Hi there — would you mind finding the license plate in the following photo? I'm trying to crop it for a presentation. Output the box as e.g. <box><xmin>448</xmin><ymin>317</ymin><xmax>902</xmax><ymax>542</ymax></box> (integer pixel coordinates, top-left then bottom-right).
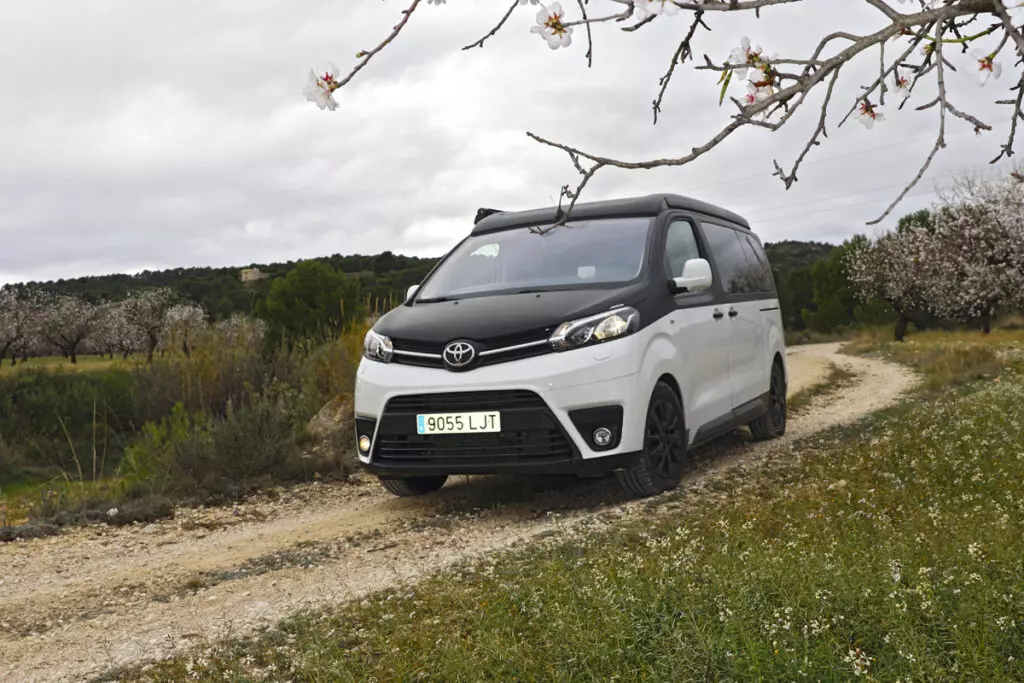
<box><xmin>416</xmin><ymin>411</ymin><xmax>501</xmax><ymax>435</ymax></box>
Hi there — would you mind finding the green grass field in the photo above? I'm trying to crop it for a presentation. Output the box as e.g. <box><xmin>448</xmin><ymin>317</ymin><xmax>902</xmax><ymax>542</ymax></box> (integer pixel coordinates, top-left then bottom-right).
<box><xmin>113</xmin><ymin>333</ymin><xmax>1024</xmax><ymax>682</ymax></box>
<box><xmin>0</xmin><ymin>354</ymin><xmax>126</xmax><ymax>376</ymax></box>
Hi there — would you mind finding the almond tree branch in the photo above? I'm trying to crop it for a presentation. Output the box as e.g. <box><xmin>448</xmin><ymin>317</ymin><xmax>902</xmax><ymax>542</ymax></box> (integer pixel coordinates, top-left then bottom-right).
<box><xmin>772</xmin><ymin>67</ymin><xmax>842</xmax><ymax>189</ymax></box>
<box><xmin>462</xmin><ymin>0</ymin><xmax>520</xmax><ymax>51</ymax></box>
<box><xmin>868</xmin><ymin>22</ymin><xmax>949</xmax><ymax>226</ymax></box>
<box><xmin>333</xmin><ymin>0</ymin><xmax>422</xmax><ymax>91</ymax></box>
<box><xmin>992</xmin><ymin>76</ymin><xmax>1024</xmax><ymax>162</ymax></box>
<box><xmin>575</xmin><ymin>0</ymin><xmax>594</xmax><ymax>67</ymax></box>
<box><xmin>653</xmin><ymin>10</ymin><xmax>708</xmax><ymax>124</ymax></box>
<box><xmin>991</xmin><ymin>0</ymin><xmax>1024</xmax><ymax>57</ymax></box>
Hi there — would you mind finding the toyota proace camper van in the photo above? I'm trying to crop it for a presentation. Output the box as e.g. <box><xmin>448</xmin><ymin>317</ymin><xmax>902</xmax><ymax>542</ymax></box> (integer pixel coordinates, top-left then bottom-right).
<box><xmin>354</xmin><ymin>194</ymin><xmax>787</xmax><ymax>498</ymax></box>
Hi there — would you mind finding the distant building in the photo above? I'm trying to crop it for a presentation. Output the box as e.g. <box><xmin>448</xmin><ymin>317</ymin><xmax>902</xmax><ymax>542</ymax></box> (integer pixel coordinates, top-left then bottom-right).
<box><xmin>239</xmin><ymin>268</ymin><xmax>268</xmax><ymax>284</ymax></box>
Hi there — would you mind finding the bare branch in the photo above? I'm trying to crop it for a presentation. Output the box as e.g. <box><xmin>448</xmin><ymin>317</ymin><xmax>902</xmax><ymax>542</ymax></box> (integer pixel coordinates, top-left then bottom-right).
<box><xmin>772</xmin><ymin>67</ymin><xmax>842</xmax><ymax>189</ymax></box>
<box><xmin>575</xmin><ymin>0</ymin><xmax>594</xmax><ymax>68</ymax></box>
<box><xmin>462</xmin><ymin>0</ymin><xmax>520</xmax><ymax>51</ymax></box>
<box><xmin>653</xmin><ymin>10</ymin><xmax>707</xmax><ymax>124</ymax></box>
<box><xmin>992</xmin><ymin>76</ymin><xmax>1024</xmax><ymax>163</ymax></box>
<box><xmin>334</xmin><ymin>0</ymin><xmax>422</xmax><ymax>91</ymax></box>
<box><xmin>991</xmin><ymin>0</ymin><xmax>1024</xmax><ymax>58</ymax></box>
<box><xmin>868</xmin><ymin>22</ymin><xmax>949</xmax><ymax>226</ymax></box>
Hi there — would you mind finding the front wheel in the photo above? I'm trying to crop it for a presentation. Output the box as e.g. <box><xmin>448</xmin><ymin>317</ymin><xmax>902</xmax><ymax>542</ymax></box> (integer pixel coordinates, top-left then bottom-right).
<box><xmin>616</xmin><ymin>381</ymin><xmax>687</xmax><ymax>497</ymax></box>
<box><xmin>378</xmin><ymin>475</ymin><xmax>448</xmax><ymax>497</ymax></box>
<box><xmin>749</xmin><ymin>361</ymin><xmax>787</xmax><ymax>440</ymax></box>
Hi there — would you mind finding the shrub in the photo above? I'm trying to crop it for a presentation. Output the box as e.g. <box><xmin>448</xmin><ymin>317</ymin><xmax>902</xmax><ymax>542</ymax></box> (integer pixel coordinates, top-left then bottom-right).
<box><xmin>0</xmin><ymin>368</ymin><xmax>138</xmax><ymax>477</ymax></box>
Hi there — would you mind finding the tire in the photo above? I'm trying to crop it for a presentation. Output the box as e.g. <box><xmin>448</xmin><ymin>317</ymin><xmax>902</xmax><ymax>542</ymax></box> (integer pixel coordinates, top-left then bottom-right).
<box><xmin>616</xmin><ymin>381</ymin><xmax>687</xmax><ymax>498</ymax></box>
<box><xmin>378</xmin><ymin>475</ymin><xmax>448</xmax><ymax>497</ymax></box>
<box><xmin>749</xmin><ymin>361</ymin><xmax>787</xmax><ymax>441</ymax></box>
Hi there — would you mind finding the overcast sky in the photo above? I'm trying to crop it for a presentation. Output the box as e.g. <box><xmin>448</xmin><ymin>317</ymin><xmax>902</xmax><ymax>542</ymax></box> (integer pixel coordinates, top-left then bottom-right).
<box><xmin>0</xmin><ymin>0</ymin><xmax>1016</xmax><ymax>286</ymax></box>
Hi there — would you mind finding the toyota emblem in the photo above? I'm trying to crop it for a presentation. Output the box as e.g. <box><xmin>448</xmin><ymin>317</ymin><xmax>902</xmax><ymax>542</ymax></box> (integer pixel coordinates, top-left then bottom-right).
<box><xmin>443</xmin><ymin>341</ymin><xmax>476</xmax><ymax>369</ymax></box>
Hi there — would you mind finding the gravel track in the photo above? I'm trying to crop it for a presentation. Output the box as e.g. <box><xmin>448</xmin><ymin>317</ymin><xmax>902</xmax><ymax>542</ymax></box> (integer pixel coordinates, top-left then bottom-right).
<box><xmin>0</xmin><ymin>343</ymin><xmax>916</xmax><ymax>682</ymax></box>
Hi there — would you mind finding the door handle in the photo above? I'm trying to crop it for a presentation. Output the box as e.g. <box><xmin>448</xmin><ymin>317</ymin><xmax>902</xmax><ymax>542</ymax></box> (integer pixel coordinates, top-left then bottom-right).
<box><xmin>728</xmin><ymin>308</ymin><xmax>738</xmax><ymax>318</ymax></box>
<box><xmin>713</xmin><ymin>309</ymin><xmax>724</xmax><ymax>320</ymax></box>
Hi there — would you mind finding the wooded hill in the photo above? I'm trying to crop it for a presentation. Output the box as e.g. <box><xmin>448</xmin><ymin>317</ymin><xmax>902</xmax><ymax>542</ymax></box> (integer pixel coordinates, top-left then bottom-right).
<box><xmin>12</xmin><ymin>241</ymin><xmax>839</xmax><ymax>331</ymax></box>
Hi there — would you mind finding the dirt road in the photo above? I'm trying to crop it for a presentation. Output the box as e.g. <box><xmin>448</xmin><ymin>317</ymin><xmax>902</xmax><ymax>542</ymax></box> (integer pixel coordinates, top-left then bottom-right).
<box><xmin>0</xmin><ymin>343</ymin><xmax>915</xmax><ymax>682</ymax></box>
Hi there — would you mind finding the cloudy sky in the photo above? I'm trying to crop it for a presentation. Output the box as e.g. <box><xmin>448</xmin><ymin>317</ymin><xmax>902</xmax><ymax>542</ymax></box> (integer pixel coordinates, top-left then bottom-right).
<box><xmin>0</xmin><ymin>0</ymin><xmax>1016</xmax><ymax>285</ymax></box>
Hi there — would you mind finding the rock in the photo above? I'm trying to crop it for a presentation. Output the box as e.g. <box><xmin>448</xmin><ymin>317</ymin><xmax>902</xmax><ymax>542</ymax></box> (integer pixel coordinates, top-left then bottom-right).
<box><xmin>306</xmin><ymin>393</ymin><xmax>353</xmax><ymax>441</ymax></box>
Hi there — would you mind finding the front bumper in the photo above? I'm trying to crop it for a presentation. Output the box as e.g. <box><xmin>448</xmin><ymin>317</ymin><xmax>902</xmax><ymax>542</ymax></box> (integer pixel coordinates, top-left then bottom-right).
<box><xmin>353</xmin><ymin>340</ymin><xmax>645</xmax><ymax>476</ymax></box>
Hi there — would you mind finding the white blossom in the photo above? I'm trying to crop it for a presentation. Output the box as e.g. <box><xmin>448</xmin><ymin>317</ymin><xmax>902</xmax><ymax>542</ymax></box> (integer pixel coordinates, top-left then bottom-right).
<box><xmin>635</xmin><ymin>0</ymin><xmax>679</xmax><ymax>19</ymax></box>
<box><xmin>856</xmin><ymin>100</ymin><xmax>883</xmax><ymax>128</ymax></box>
<box><xmin>531</xmin><ymin>3</ymin><xmax>573</xmax><ymax>50</ymax></box>
<box><xmin>970</xmin><ymin>49</ymin><xmax>1002</xmax><ymax>85</ymax></box>
<box><xmin>302</xmin><ymin>63</ymin><xmax>339</xmax><ymax>111</ymax></box>
<box><xmin>892</xmin><ymin>72</ymin><xmax>910</xmax><ymax>100</ymax></box>
<box><xmin>727</xmin><ymin>36</ymin><xmax>763</xmax><ymax>80</ymax></box>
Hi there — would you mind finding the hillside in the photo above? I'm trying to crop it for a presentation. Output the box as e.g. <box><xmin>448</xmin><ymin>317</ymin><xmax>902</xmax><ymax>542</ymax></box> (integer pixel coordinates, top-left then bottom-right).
<box><xmin>15</xmin><ymin>252</ymin><xmax>440</xmax><ymax>319</ymax></box>
<box><xmin>10</xmin><ymin>240</ymin><xmax>836</xmax><ymax>327</ymax></box>
<box><xmin>763</xmin><ymin>239</ymin><xmax>836</xmax><ymax>275</ymax></box>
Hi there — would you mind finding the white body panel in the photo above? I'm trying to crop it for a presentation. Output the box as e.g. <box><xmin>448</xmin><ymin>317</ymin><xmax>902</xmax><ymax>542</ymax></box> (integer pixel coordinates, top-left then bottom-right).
<box><xmin>354</xmin><ymin>303</ymin><xmax>786</xmax><ymax>467</ymax></box>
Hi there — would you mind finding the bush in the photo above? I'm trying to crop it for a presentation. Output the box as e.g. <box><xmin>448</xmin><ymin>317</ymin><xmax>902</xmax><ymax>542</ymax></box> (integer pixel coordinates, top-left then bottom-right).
<box><xmin>119</xmin><ymin>383</ymin><xmax>352</xmax><ymax>504</ymax></box>
<box><xmin>5</xmin><ymin>316</ymin><xmax>367</xmax><ymax>522</ymax></box>
<box><xmin>0</xmin><ymin>368</ymin><xmax>139</xmax><ymax>478</ymax></box>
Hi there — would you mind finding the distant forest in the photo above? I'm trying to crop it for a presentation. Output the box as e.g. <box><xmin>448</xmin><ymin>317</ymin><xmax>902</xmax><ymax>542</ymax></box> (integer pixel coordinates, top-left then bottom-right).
<box><xmin>16</xmin><ymin>252</ymin><xmax>439</xmax><ymax>320</ymax></box>
<box><xmin>13</xmin><ymin>241</ymin><xmax>847</xmax><ymax>332</ymax></box>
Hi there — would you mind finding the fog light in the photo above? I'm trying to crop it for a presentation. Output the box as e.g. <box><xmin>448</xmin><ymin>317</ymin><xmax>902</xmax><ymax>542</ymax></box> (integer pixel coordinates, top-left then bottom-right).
<box><xmin>593</xmin><ymin>427</ymin><xmax>613</xmax><ymax>447</ymax></box>
<box><xmin>358</xmin><ymin>435</ymin><xmax>371</xmax><ymax>453</ymax></box>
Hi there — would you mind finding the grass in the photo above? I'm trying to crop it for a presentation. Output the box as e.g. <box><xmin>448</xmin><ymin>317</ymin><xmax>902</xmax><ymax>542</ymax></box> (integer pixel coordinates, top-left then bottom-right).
<box><xmin>0</xmin><ymin>354</ymin><xmax>123</xmax><ymax>375</ymax></box>
<box><xmin>842</xmin><ymin>328</ymin><xmax>1024</xmax><ymax>394</ymax></box>
<box><xmin>113</xmin><ymin>335</ymin><xmax>1024</xmax><ymax>682</ymax></box>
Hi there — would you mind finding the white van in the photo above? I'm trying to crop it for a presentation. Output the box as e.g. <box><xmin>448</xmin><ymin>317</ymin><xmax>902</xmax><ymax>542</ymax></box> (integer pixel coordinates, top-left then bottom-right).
<box><xmin>354</xmin><ymin>194</ymin><xmax>787</xmax><ymax>498</ymax></box>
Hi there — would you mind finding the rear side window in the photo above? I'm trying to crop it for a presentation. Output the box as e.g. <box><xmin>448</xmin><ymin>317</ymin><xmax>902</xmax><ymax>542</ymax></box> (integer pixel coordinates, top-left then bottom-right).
<box><xmin>738</xmin><ymin>234</ymin><xmax>775</xmax><ymax>292</ymax></box>
<box><xmin>664</xmin><ymin>219</ymin><xmax>702</xmax><ymax>278</ymax></box>
<box><xmin>701</xmin><ymin>222</ymin><xmax>773</xmax><ymax>295</ymax></box>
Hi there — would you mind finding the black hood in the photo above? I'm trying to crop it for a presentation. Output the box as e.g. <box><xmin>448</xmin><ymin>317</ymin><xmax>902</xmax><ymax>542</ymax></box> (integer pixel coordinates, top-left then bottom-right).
<box><xmin>375</xmin><ymin>286</ymin><xmax>647</xmax><ymax>348</ymax></box>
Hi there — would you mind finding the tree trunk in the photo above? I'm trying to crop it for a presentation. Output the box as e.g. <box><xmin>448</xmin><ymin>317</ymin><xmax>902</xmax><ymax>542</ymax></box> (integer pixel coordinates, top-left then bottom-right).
<box><xmin>894</xmin><ymin>313</ymin><xmax>909</xmax><ymax>342</ymax></box>
<box><xmin>69</xmin><ymin>345</ymin><xmax>78</xmax><ymax>364</ymax></box>
<box><xmin>981</xmin><ymin>312</ymin><xmax>992</xmax><ymax>334</ymax></box>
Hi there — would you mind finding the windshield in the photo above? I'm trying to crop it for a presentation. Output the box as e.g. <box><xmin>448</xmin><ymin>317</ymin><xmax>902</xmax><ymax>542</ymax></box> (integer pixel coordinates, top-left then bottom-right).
<box><xmin>415</xmin><ymin>217</ymin><xmax>653</xmax><ymax>300</ymax></box>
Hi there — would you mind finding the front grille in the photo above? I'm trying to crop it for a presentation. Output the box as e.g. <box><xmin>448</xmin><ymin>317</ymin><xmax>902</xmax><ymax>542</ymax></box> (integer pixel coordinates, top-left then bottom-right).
<box><xmin>390</xmin><ymin>334</ymin><xmax>554</xmax><ymax>370</ymax></box>
<box><xmin>372</xmin><ymin>390</ymin><xmax>577</xmax><ymax>467</ymax></box>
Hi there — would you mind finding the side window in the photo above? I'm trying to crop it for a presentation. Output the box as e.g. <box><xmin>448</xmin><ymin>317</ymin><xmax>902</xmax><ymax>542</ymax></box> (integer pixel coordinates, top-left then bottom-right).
<box><xmin>664</xmin><ymin>219</ymin><xmax>702</xmax><ymax>278</ymax></box>
<box><xmin>738</xmin><ymin>235</ymin><xmax>775</xmax><ymax>292</ymax></box>
<box><xmin>701</xmin><ymin>222</ymin><xmax>750</xmax><ymax>294</ymax></box>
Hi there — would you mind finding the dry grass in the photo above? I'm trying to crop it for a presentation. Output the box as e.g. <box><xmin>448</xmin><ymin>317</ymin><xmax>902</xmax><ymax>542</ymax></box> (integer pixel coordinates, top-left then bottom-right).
<box><xmin>842</xmin><ymin>328</ymin><xmax>1024</xmax><ymax>393</ymax></box>
<box><xmin>0</xmin><ymin>355</ymin><xmax>124</xmax><ymax>376</ymax></box>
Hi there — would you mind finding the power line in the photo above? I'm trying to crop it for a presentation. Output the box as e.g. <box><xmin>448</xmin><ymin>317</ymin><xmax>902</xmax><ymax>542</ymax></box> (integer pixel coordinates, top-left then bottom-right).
<box><xmin>682</xmin><ymin>117</ymin><xmax>1011</xmax><ymax>194</ymax></box>
<box><xmin>753</xmin><ymin>160</ymin><xmax>1006</xmax><ymax>219</ymax></box>
<box><xmin>746</xmin><ymin>159</ymin><xmax>1015</xmax><ymax>226</ymax></box>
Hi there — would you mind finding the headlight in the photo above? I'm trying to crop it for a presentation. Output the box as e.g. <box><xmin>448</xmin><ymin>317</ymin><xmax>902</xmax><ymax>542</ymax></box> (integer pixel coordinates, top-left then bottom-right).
<box><xmin>363</xmin><ymin>329</ymin><xmax>394</xmax><ymax>363</ymax></box>
<box><xmin>549</xmin><ymin>307</ymin><xmax>639</xmax><ymax>352</ymax></box>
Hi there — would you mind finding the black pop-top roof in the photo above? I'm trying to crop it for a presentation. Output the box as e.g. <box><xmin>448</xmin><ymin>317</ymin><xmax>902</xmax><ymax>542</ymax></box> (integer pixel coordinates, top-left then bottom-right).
<box><xmin>471</xmin><ymin>193</ymin><xmax>751</xmax><ymax>235</ymax></box>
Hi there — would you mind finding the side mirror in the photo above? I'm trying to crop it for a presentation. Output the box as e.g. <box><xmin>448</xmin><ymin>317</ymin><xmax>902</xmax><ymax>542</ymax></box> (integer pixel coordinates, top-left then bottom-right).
<box><xmin>671</xmin><ymin>258</ymin><xmax>713</xmax><ymax>293</ymax></box>
<box><xmin>406</xmin><ymin>284</ymin><xmax>420</xmax><ymax>301</ymax></box>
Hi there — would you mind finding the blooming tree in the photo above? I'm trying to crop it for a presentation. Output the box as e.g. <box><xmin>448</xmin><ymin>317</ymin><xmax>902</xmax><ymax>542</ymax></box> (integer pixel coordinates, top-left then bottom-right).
<box><xmin>161</xmin><ymin>303</ymin><xmax>208</xmax><ymax>357</ymax></box>
<box><xmin>93</xmin><ymin>301</ymin><xmax>144</xmax><ymax>359</ymax></box>
<box><xmin>37</xmin><ymin>293</ymin><xmax>101</xmax><ymax>364</ymax></box>
<box><xmin>924</xmin><ymin>171</ymin><xmax>1024</xmax><ymax>330</ymax></box>
<box><xmin>847</xmin><ymin>169</ymin><xmax>1024</xmax><ymax>336</ymax></box>
<box><xmin>845</xmin><ymin>224</ymin><xmax>938</xmax><ymax>340</ymax></box>
<box><xmin>215</xmin><ymin>313</ymin><xmax>267</xmax><ymax>348</ymax></box>
<box><xmin>122</xmin><ymin>287</ymin><xmax>177</xmax><ymax>362</ymax></box>
<box><xmin>305</xmin><ymin>0</ymin><xmax>1024</xmax><ymax>226</ymax></box>
<box><xmin>0</xmin><ymin>288</ymin><xmax>34</xmax><ymax>365</ymax></box>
